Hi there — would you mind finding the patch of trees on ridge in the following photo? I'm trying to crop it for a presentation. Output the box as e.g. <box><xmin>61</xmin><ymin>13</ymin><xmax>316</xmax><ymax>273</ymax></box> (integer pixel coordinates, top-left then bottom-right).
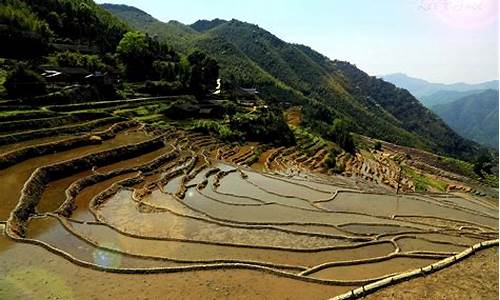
<box><xmin>0</xmin><ymin>0</ymin><xmax>219</xmax><ymax>101</ymax></box>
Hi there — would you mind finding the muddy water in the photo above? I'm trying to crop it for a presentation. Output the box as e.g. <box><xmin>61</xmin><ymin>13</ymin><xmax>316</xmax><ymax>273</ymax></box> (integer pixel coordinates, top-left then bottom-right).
<box><xmin>217</xmin><ymin>172</ymin><xmax>324</xmax><ymax>210</ymax></box>
<box><xmin>25</xmin><ymin>218</ymin><xmax>181</xmax><ymax>269</ymax></box>
<box><xmin>338</xmin><ymin>224</ymin><xmax>422</xmax><ymax>235</ymax></box>
<box><xmin>200</xmin><ymin>177</ymin><xmax>264</xmax><ymax>205</ymax></box>
<box><xmin>141</xmin><ymin>189</ymin><xmax>205</xmax><ymax>218</ymax></box>
<box><xmin>265</xmin><ymin>175</ymin><xmax>344</xmax><ymax>193</ymax></box>
<box><xmin>321</xmin><ymin>192</ymin><xmax>498</xmax><ymax>228</ymax></box>
<box><xmin>0</xmin><ymin>129</ymin><xmax>150</xmax><ymax>220</ymax></box>
<box><xmin>429</xmin><ymin>196</ymin><xmax>498</xmax><ymax>218</ymax></box>
<box><xmin>395</xmin><ymin>215</ymin><xmax>489</xmax><ymax>231</ymax></box>
<box><xmin>309</xmin><ymin>257</ymin><xmax>437</xmax><ymax>281</ymax></box>
<box><xmin>450</xmin><ymin>192</ymin><xmax>499</xmax><ymax>209</ymax></box>
<box><xmin>0</xmin><ymin>134</ymin><xmax>72</xmax><ymax>153</ymax></box>
<box><xmin>288</xmin><ymin>173</ymin><xmax>358</xmax><ymax>189</ymax></box>
<box><xmin>38</xmin><ymin>170</ymin><xmax>93</xmax><ymax>213</ymax></box>
<box><xmin>95</xmin><ymin>146</ymin><xmax>173</xmax><ymax>173</ymax></box>
<box><xmin>396</xmin><ymin>237</ymin><xmax>466</xmax><ymax>253</ymax></box>
<box><xmin>186</xmin><ymin>167</ymin><xmax>212</xmax><ymax>186</ymax></box>
<box><xmin>0</xmin><ymin>235</ymin><xmax>356</xmax><ymax>300</ymax></box>
<box><xmin>164</xmin><ymin>175</ymin><xmax>184</xmax><ymax>194</ymax></box>
<box><xmin>98</xmin><ymin>190</ymin><xmax>356</xmax><ymax>249</ymax></box>
<box><xmin>72</xmin><ymin>173</ymin><xmax>137</xmax><ymax>222</ymax></box>
<box><xmin>70</xmin><ymin>221</ymin><xmax>395</xmax><ymax>268</ymax></box>
<box><xmin>180</xmin><ymin>187</ymin><xmax>423</xmax><ymax>228</ymax></box>
<box><xmin>243</xmin><ymin>170</ymin><xmax>333</xmax><ymax>200</ymax></box>
<box><xmin>277</xmin><ymin>224</ymin><xmax>360</xmax><ymax>237</ymax></box>
<box><xmin>0</xmin><ymin>123</ymin><xmax>118</xmax><ymax>153</ymax></box>
<box><xmin>381</xmin><ymin>232</ymin><xmax>484</xmax><ymax>246</ymax></box>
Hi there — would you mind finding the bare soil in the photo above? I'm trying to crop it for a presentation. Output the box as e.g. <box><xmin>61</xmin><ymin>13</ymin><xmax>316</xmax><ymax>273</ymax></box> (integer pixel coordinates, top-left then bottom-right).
<box><xmin>364</xmin><ymin>247</ymin><xmax>499</xmax><ymax>300</ymax></box>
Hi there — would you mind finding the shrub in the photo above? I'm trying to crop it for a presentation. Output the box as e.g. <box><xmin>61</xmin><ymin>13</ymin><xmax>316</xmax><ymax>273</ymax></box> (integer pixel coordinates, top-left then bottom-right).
<box><xmin>190</xmin><ymin>120</ymin><xmax>242</xmax><ymax>142</ymax></box>
<box><xmin>141</xmin><ymin>80</ymin><xmax>184</xmax><ymax>96</ymax></box>
<box><xmin>229</xmin><ymin>107</ymin><xmax>295</xmax><ymax>146</ymax></box>
<box><xmin>4</xmin><ymin>64</ymin><xmax>46</xmax><ymax>98</ymax></box>
<box><xmin>324</xmin><ymin>147</ymin><xmax>342</xmax><ymax>170</ymax></box>
<box><xmin>163</xmin><ymin>101</ymin><xmax>199</xmax><ymax>119</ymax></box>
<box><xmin>49</xmin><ymin>51</ymin><xmax>106</xmax><ymax>72</ymax></box>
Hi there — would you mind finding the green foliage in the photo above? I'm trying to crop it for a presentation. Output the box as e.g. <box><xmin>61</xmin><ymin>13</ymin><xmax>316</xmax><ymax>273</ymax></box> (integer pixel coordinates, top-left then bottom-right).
<box><xmin>100</xmin><ymin>4</ymin><xmax>198</xmax><ymax>53</ymax></box>
<box><xmin>0</xmin><ymin>0</ymin><xmax>51</xmax><ymax>58</ymax></box>
<box><xmin>141</xmin><ymin>80</ymin><xmax>184</xmax><ymax>96</ymax></box>
<box><xmin>432</xmin><ymin>89</ymin><xmax>499</xmax><ymax>149</ymax></box>
<box><xmin>189</xmin><ymin>106</ymin><xmax>295</xmax><ymax>144</ymax></box>
<box><xmin>327</xmin><ymin>119</ymin><xmax>356</xmax><ymax>153</ymax></box>
<box><xmin>4</xmin><ymin>64</ymin><xmax>46</xmax><ymax>98</ymax></box>
<box><xmin>404</xmin><ymin>167</ymin><xmax>447</xmax><ymax>192</ymax></box>
<box><xmin>49</xmin><ymin>51</ymin><xmax>106</xmax><ymax>71</ymax></box>
<box><xmin>187</xmin><ymin>50</ymin><xmax>219</xmax><ymax>99</ymax></box>
<box><xmin>116</xmin><ymin>31</ymin><xmax>152</xmax><ymax>81</ymax></box>
<box><xmin>116</xmin><ymin>31</ymin><xmax>208</xmax><ymax>97</ymax></box>
<box><xmin>229</xmin><ymin>107</ymin><xmax>295</xmax><ymax>146</ymax></box>
<box><xmin>162</xmin><ymin>100</ymin><xmax>199</xmax><ymax>119</ymax></box>
<box><xmin>21</xmin><ymin>0</ymin><xmax>128</xmax><ymax>52</ymax></box>
<box><xmin>0</xmin><ymin>1</ymin><xmax>52</xmax><ymax>35</ymax></box>
<box><xmin>152</xmin><ymin>60</ymin><xmax>178</xmax><ymax>81</ymax></box>
<box><xmin>473</xmin><ymin>154</ymin><xmax>494</xmax><ymax>178</ymax></box>
<box><xmin>103</xmin><ymin>4</ymin><xmax>484</xmax><ymax>161</ymax></box>
<box><xmin>189</xmin><ymin>119</ymin><xmax>242</xmax><ymax>142</ymax></box>
<box><xmin>324</xmin><ymin>148</ymin><xmax>340</xmax><ymax>169</ymax></box>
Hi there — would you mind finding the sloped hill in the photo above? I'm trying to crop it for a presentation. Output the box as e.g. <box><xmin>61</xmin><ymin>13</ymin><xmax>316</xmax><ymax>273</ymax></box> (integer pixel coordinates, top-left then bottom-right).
<box><xmin>432</xmin><ymin>89</ymin><xmax>499</xmax><ymax>149</ymax></box>
<box><xmin>101</xmin><ymin>4</ymin><xmax>483</xmax><ymax>160</ymax></box>
<box><xmin>1</xmin><ymin>0</ymin><xmax>129</xmax><ymax>58</ymax></box>
<box><xmin>99</xmin><ymin>3</ymin><xmax>197</xmax><ymax>52</ymax></box>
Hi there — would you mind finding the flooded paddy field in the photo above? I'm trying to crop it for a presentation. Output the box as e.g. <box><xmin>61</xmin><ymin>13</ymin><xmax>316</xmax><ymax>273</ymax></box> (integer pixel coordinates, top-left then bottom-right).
<box><xmin>0</xmin><ymin>107</ymin><xmax>498</xmax><ymax>299</ymax></box>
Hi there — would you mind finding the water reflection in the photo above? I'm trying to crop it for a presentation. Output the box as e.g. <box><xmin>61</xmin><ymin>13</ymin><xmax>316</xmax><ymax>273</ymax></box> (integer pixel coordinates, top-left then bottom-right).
<box><xmin>92</xmin><ymin>242</ymin><xmax>122</xmax><ymax>268</ymax></box>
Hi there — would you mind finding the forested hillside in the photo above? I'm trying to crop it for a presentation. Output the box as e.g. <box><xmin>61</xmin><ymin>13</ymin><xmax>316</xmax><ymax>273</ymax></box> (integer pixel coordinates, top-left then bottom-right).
<box><xmin>0</xmin><ymin>0</ymin><xmax>223</xmax><ymax>100</ymax></box>
<box><xmin>432</xmin><ymin>89</ymin><xmax>499</xmax><ymax>149</ymax></box>
<box><xmin>102</xmin><ymin>4</ymin><xmax>484</xmax><ymax>160</ymax></box>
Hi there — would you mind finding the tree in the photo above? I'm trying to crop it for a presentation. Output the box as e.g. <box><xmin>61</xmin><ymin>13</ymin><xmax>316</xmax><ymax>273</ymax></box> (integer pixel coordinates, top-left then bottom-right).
<box><xmin>328</xmin><ymin>118</ymin><xmax>356</xmax><ymax>153</ymax></box>
<box><xmin>187</xmin><ymin>50</ymin><xmax>219</xmax><ymax>99</ymax></box>
<box><xmin>4</xmin><ymin>64</ymin><xmax>46</xmax><ymax>98</ymax></box>
<box><xmin>116</xmin><ymin>31</ymin><xmax>153</xmax><ymax>81</ymax></box>
<box><xmin>473</xmin><ymin>154</ymin><xmax>493</xmax><ymax>178</ymax></box>
<box><xmin>0</xmin><ymin>2</ymin><xmax>52</xmax><ymax>58</ymax></box>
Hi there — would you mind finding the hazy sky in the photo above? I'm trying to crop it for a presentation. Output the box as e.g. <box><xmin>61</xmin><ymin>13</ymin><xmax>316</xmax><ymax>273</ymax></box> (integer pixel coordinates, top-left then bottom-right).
<box><xmin>96</xmin><ymin>0</ymin><xmax>499</xmax><ymax>84</ymax></box>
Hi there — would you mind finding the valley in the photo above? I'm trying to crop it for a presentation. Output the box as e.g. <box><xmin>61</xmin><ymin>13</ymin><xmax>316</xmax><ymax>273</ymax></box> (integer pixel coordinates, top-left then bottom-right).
<box><xmin>0</xmin><ymin>1</ymin><xmax>498</xmax><ymax>299</ymax></box>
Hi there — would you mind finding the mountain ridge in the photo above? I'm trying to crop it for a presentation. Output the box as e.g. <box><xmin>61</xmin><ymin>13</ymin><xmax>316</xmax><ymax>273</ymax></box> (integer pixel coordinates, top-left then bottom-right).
<box><xmin>101</xmin><ymin>4</ymin><xmax>485</xmax><ymax>160</ymax></box>
<box><xmin>382</xmin><ymin>73</ymin><xmax>499</xmax><ymax>98</ymax></box>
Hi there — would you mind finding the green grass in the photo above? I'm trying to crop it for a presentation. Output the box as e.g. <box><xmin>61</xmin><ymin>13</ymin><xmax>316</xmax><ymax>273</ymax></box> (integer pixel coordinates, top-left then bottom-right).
<box><xmin>440</xmin><ymin>156</ymin><xmax>475</xmax><ymax>178</ymax></box>
<box><xmin>0</xmin><ymin>59</ymin><xmax>7</xmax><ymax>96</ymax></box>
<box><xmin>134</xmin><ymin>114</ymin><xmax>163</xmax><ymax>122</ymax></box>
<box><xmin>404</xmin><ymin>166</ymin><xmax>448</xmax><ymax>192</ymax></box>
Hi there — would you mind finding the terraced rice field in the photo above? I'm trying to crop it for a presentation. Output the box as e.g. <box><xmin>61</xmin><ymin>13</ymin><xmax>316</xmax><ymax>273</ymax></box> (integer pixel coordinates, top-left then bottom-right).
<box><xmin>0</xmin><ymin>98</ymin><xmax>498</xmax><ymax>299</ymax></box>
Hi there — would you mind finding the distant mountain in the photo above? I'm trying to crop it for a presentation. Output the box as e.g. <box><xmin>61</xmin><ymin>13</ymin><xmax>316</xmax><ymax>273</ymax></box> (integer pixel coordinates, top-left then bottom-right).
<box><xmin>102</xmin><ymin>4</ymin><xmax>484</xmax><ymax>160</ymax></box>
<box><xmin>420</xmin><ymin>89</ymin><xmax>489</xmax><ymax>107</ymax></box>
<box><xmin>432</xmin><ymin>89</ymin><xmax>499</xmax><ymax>149</ymax></box>
<box><xmin>381</xmin><ymin>73</ymin><xmax>498</xmax><ymax>98</ymax></box>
